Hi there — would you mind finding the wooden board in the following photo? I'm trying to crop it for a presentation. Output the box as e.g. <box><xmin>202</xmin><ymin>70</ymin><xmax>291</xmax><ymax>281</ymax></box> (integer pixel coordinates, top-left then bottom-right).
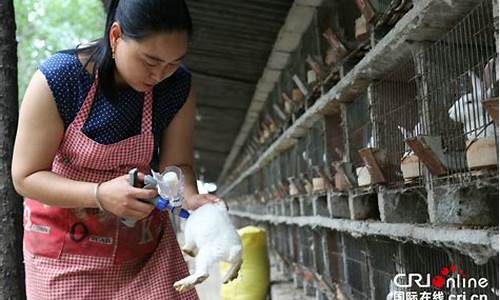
<box><xmin>401</xmin><ymin>153</ymin><xmax>422</xmax><ymax>179</ymax></box>
<box><xmin>356</xmin><ymin>166</ymin><xmax>372</xmax><ymax>186</ymax></box>
<box><xmin>466</xmin><ymin>137</ymin><xmax>498</xmax><ymax>169</ymax></box>
<box><xmin>482</xmin><ymin>97</ymin><xmax>499</xmax><ymax>126</ymax></box>
<box><xmin>406</xmin><ymin>136</ymin><xmax>447</xmax><ymax>176</ymax></box>
<box><xmin>358</xmin><ymin>147</ymin><xmax>387</xmax><ymax>184</ymax></box>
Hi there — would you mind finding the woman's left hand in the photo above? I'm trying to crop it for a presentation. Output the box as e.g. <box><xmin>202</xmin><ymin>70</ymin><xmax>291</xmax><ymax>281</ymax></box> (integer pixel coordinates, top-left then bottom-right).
<box><xmin>185</xmin><ymin>194</ymin><xmax>221</xmax><ymax>210</ymax></box>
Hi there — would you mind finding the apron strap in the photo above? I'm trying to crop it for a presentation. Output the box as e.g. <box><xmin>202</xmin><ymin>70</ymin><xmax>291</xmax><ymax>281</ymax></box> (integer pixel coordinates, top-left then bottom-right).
<box><xmin>72</xmin><ymin>77</ymin><xmax>99</xmax><ymax>130</ymax></box>
<box><xmin>72</xmin><ymin>76</ymin><xmax>154</xmax><ymax>134</ymax></box>
<box><xmin>141</xmin><ymin>91</ymin><xmax>153</xmax><ymax>135</ymax></box>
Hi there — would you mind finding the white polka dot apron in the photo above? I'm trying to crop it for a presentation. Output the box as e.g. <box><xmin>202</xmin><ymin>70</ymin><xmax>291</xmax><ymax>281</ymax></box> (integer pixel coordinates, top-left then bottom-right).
<box><xmin>23</xmin><ymin>78</ymin><xmax>198</xmax><ymax>300</ymax></box>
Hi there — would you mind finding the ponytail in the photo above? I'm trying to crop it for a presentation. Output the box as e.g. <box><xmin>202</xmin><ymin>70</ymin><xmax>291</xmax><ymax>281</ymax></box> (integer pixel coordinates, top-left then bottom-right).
<box><xmin>92</xmin><ymin>0</ymin><xmax>120</xmax><ymax>100</ymax></box>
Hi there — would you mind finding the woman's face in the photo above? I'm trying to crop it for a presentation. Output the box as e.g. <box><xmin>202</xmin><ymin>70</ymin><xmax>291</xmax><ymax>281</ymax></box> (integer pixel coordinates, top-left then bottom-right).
<box><xmin>110</xmin><ymin>23</ymin><xmax>188</xmax><ymax>92</ymax></box>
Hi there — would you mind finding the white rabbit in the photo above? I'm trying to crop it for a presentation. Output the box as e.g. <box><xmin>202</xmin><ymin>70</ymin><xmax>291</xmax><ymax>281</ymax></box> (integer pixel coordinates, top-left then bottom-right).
<box><xmin>448</xmin><ymin>71</ymin><xmax>495</xmax><ymax>139</ymax></box>
<box><xmin>397</xmin><ymin>122</ymin><xmax>422</xmax><ymax>157</ymax></box>
<box><xmin>366</xmin><ymin>135</ymin><xmax>375</xmax><ymax>148</ymax></box>
<box><xmin>173</xmin><ymin>202</ymin><xmax>243</xmax><ymax>293</ymax></box>
<box><xmin>386</xmin><ymin>279</ymin><xmax>396</xmax><ymax>300</ymax></box>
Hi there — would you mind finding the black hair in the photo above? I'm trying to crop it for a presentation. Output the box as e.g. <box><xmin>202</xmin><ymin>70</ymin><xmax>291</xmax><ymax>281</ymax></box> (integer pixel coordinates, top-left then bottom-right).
<box><xmin>73</xmin><ymin>0</ymin><xmax>192</xmax><ymax>100</ymax></box>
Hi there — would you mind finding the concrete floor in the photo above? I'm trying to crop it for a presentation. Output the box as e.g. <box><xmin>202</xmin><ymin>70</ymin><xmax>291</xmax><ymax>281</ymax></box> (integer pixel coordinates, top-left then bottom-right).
<box><xmin>177</xmin><ymin>230</ymin><xmax>313</xmax><ymax>300</ymax></box>
<box><xmin>187</xmin><ymin>255</ymin><xmax>223</xmax><ymax>300</ymax></box>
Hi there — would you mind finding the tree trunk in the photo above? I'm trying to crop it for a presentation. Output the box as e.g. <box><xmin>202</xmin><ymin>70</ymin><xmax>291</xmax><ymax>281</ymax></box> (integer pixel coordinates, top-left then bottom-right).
<box><xmin>0</xmin><ymin>1</ymin><xmax>26</xmax><ymax>299</ymax></box>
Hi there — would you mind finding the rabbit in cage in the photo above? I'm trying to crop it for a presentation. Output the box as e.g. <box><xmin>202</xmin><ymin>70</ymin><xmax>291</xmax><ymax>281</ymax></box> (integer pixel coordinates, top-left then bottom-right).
<box><xmin>397</xmin><ymin>122</ymin><xmax>423</xmax><ymax>158</ymax></box>
<box><xmin>448</xmin><ymin>71</ymin><xmax>495</xmax><ymax>139</ymax></box>
<box><xmin>173</xmin><ymin>202</ymin><xmax>242</xmax><ymax>293</ymax></box>
<box><xmin>366</xmin><ymin>135</ymin><xmax>375</xmax><ymax>148</ymax></box>
<box><xmin>386</xmin><ymin>279</ymin><xmax>397</xmax><ymax>300</ymax></box>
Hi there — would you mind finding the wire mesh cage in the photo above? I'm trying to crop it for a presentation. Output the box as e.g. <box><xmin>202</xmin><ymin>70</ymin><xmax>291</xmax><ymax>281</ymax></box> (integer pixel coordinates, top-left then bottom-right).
<box><xmin>285</xmin><ymin>225</ymin><xmax>295</xmax><ymax>263</ymax></box>
<box><xmin>306</xmin><ymin>119</ymin><xmax>331</xmax><ymax>193</ymax></box>
<box><xmin>317</xmin><ymin>0</ymin><xmax>365</xmax><ymax>73</ymax></box>
<box><xmin>315</xmin><ymin>0</ymin><xmax>372</xmax><ymax>97</ymax></box>
<box><xmin>297</xmin><ymin>135</ymin><xmax>312</xmax><ymax>195</ymax></box>
<box><xmin>268</xmin><ymin>156</ymin><xmax>280</xmax><ymax>200</ymax></box>
<box><xmin>229</xmin><ymin>178</ymin><xmax>246</xmax><ymax>204</ymax></box>
<box><xmin>399</xmin><ymin>242</ymin><xmax>499</xmax><ymax>299</ymax></box>
<box><xmin>279</xmin><ymin>150</ymin><xmax>290</xmax><ymax>198</ymax></box>
<box><xmin>354</xmin><ymin>0</ymin><xmax>412</xmax><ymax>31</ymax></box>
<box><xmin>366</xmin><ymin>237</ymin><xmax>403</xmax><ymax>299</ymax></box>
<box><xmin>326</xmin><ymin>230</ymin><xmax>345</xmax><ymax>286</ymax></box>
<box><xmin>279</xmin><ymin>67</ymin><xmax>300</xmax><ymax>126</ymax></box>
<box><xmin>261</xmin><ymin>103</ymin><xmax>280</xmax><ymax>148</ymax></box>
<box><xmin>324</xmin><ymin>107</ymin><xmax>346</xmax><ymax>190</ymax></box>
<box><xmin>343</xmin><ymin>234</ymin><xmax>371</xmax><ymax>299</ymax></box>
<box><xmin>249</xmin><ymin>170</ymin><xmax>260</xmax><ymax>203</ymax></box>
<box><xmin>261</xmin><ymin>162</ymin><xmax>272</xmax><ymax>201</ymax></box>
<box><xmin>303</xmin><ymin>12</ymin><xmax>326</xmax><ymax>93</ymax></box>
<box><xmin>243</xmin><ymin>124</ymin><xmax>262</xmax><ymax>170</ymax></box>
<box><xmin>346</xmin><ymin>93</ymin><xmax>380</xmax><ymax>189</ymax></box>
<box><xmin>414</xmin><ymin>0</ymin><xmax>498</xmax><ymax>186</ymax></box>
<box><xmin>317</xmin><ymin>1</ymin><xmax>347</xmax><ymax>78</ymax></box>
<box><xmin>268</xmin><ymin>224</ymin><xmax>276</xmax><ymax>251</ymax></box>
<box><xmin>449</xmin><ymin>251</ymin><xmax>499</xmax><ymax>299</ymax></box>
<box><xmin>372</xmin><ymin>60</ymin><xmax>426</xmax><ymax>187</ymax></box>
<box><xmin>347</xmin><ymin>93</ymin><xmax>372</xmax><ymax>169</ymax></box>
<box><xmin>244</xmin><ymin>175</ymin><xmax>252</xmax><ymax>200</ymax></box>
<box><xmin>304</xmin><ymin>127</ymin><xmax>316</xmax><ymax>183</ymax></box>
<box><xmin>312</xmin><ymin>228</ymin><xmax>326</xmax><ymax>276</ymax></box>
<box><xmin>285</xmin><ymin>145</ymin><xmax>300</xmax><ymax>196</ymax></box>
<box><xmin>273</xmin><ymin>224</ymin><xmax>286</xmax><ymax>259</ymax></box>
<box><xmin>270</xmin><ymin>85</ymin><xmax>288</xmax><ymax>135</ymax></box>
<box><xmin>299</xmin><ymin>227</ymin><xmax>315</xmax><ymax>271</ymax></box>
<box><xmin>290</xmin><ymin>225</ymin><xmax>300</xmax><ymax>264</ymax></box>
<box><xmin>290</xmin><ymin>50</ymin><xmax>309</xmax><ymax>120</ymax></box>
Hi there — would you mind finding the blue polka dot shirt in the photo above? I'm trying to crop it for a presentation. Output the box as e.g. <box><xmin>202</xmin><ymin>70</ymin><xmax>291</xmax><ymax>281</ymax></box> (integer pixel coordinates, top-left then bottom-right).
<box><xmin>39</xmin><ymin>52</ymin><xmax>191</xmax><ymax>171</ymax></box>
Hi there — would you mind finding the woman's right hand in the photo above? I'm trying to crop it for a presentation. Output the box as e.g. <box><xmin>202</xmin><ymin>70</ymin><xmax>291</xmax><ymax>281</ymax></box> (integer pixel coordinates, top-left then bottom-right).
<box><xmin>97</xmin><ymin>173</ymin><xmax>158</xmax><ymax>221</ymax></box>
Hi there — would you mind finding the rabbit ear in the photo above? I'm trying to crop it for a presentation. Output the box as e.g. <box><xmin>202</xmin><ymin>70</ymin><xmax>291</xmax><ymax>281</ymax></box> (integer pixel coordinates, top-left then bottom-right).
<box><xmin>468</xmin><ymin>71</ymin><xmax>483</xmax><ymax>100</ymax></box>
<box><xmin>152</xmin><ymin>170</ymin><xmax>161</xmax><ymax>180</ymax></box>
<box><xmin>397</xmin><ymin>125</ymin><xmax>411</xmax><ymax>139</ymax></box>
<box><xmin>413</xmin><ymin>122</ymin><xmax>422</xmax><ymax>135</ymax></box>
<box><xmin>366</xmin><ymin>135</ymin><xmax>374</xmax><ymax>148</ymax></box>
<box><xmin>448</xmin><ymin>94</ymin><xmax>465</xmax><ymax>121</ymax></box>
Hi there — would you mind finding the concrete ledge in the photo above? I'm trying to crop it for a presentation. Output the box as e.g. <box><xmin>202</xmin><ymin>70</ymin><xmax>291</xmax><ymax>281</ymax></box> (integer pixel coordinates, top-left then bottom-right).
<box><xmin>378</xmin><ymin>186</ymin><xmax>428</xmax><ymax>223</ymax></box>
<box><xmin>349</xmin><ymin>190</ymin><xmax>379</xmax><ymax>220</ymax></box>
<box><xmin>328</xmin><ymin>192</ymin><xmax>350</xmax><ymax>218</ymax></box>
<box><xmin>281</xmin><ymin>200</ymin><xmax>291</xmax><ymax>216</ymax></box>
<box><xmin>313</xmin><ymin>195</ymin><xmax>329</xmax><ymax>217</ymax></box>
<box><xmin>266</xmin><ymin>202</ymin><xmax>275</xmax><ymax>215</ymax></box>
<box><xmin>429</xmin><ymin>180</ymin><xmax>499</xmax><ymax>226</ymax></box>
<box><xmin>300</xmin><ymin>196</ymin><xmax>314</xmax><ymax>216</ymax></box>
<box><xmin>290</xmin><ymin>197</ymin><xmax>301</xmax><ymax>216</ymax></box>
<box><xmin>229</xmin><ymin>210</ymin><xmax>499</xmax><ymax>264</ymax></box>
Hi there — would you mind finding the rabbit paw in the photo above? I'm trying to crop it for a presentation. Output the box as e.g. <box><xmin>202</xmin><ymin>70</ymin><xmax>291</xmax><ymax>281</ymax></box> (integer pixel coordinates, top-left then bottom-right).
<box><xmin>173</xmin><ymin>274</ymin><xmax>209</xmax><ymax>293</ymax></box>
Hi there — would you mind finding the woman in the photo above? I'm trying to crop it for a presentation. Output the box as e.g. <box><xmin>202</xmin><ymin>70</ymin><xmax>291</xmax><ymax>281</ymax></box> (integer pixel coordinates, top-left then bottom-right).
<box><xmin>11</xmin><ymin>0</ymin><xmax>218</xmax><ymax>298</ymax></box>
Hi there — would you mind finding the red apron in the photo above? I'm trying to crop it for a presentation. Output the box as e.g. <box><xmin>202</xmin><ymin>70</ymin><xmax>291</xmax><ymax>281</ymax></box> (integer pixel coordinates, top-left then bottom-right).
<box><xmin>23</xmin><ymin>78</ymin><xmax>198</xmax><ymax>300</ymax></box>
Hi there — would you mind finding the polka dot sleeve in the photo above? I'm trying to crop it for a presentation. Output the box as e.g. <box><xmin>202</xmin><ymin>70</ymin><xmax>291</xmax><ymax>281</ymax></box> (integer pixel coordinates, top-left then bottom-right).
<box><xmin>39</xmin><ymin>52</ymin><xmax>81</xmax><ymax>129</ymax></box>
